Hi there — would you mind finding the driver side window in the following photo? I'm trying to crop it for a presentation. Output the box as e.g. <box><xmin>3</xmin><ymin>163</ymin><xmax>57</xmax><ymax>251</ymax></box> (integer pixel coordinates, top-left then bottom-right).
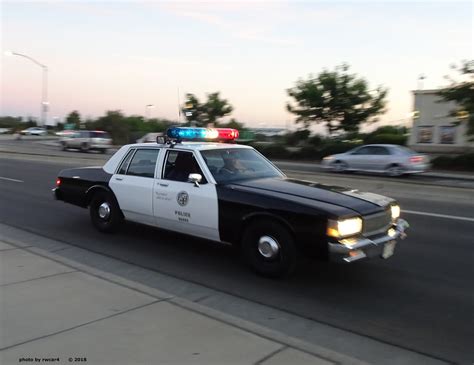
<box><xmin>163</xmin><ymin>150</ymin><xmax>206</xmax><ymax>183</ymax></box>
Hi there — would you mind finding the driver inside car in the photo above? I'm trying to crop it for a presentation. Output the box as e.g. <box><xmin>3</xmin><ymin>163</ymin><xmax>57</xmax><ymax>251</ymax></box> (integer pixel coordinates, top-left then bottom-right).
<box><xmin>220</xmin><ymin>155</ymin><xmax>247</xmax><ymax>175</ymax></box>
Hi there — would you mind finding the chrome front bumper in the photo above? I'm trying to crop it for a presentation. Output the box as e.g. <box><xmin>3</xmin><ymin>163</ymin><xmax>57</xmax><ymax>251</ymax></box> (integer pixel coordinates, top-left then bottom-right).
<box><xmin>328</xmin><ymin>219</ymin><xmax>409</xmax><ymax>263</ymax></box>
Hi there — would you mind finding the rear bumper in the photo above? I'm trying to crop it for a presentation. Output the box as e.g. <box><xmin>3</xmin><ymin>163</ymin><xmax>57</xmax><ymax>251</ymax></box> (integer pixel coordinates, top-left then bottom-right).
<box><xmin>403</xmin><ymin>163</ymin><xmax>430</xmax><ymax>174</ymax></box>
<box><xmin>328</xmin><ymin>219</ymin><xmax>409</xmax><ymax>263</ymax></box>
<box><xmin>89</xmin><ymin>144</ymin><xmax>110</xmax><ymax>149</ymax></box>
<box><xmin>52</xmin><ymin>187</ymin><xmax>62</xmax><ymax>201</ymax></box>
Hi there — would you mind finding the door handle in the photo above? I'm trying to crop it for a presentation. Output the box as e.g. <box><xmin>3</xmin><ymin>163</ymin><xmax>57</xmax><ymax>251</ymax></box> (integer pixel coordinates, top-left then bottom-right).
<box><xmin>159</xmin><ymin>183</ymin><xmax>168</xmax><ymax>187</ymax></box>
<box><xmin>115</xmin><ymin>177</ymin><xmax>123</xmax><ymax>181</ymax></box>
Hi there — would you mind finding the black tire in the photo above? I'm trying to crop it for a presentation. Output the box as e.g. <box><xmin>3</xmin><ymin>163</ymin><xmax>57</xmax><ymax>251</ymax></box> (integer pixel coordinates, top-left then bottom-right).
<box><xmin>81</xmin><ymin>143</ymin><xmax>90</xmax><ymax>152</ymax></box>
<box><xmin>241</xmin><ymin>219</ymin><xmax>298</xmax><ymax>278</ymax></box>
<box><xmin>385</xmin><ymin>164</ymin><xmax>404</xmax><ymax>177</ymax></box>
<box><xmin>89</xmin><ymin>191</ymin><xmax>122</xmax><ymax>233</ymax></box>
<box><xmin>332</xmin><ymin>160</ymin><xmax>348</xmax><ymax>173</ymax></box>
<box><xmin>61</xmin><ymin>142</ymin><xmax>67</xmax><ymax>151</ymax></box>
<box><xmin>100</xmin><ymin>149</ymin><xmax>107</xmax><ymax>154</ymax></box>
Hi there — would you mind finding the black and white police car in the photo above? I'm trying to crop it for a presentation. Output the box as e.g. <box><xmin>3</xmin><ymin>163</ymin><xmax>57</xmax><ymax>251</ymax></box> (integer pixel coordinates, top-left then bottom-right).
<box><xmin>53</xmin><ymin>127</ymin><xmax>409</xmax><ymax>277</ymax></box>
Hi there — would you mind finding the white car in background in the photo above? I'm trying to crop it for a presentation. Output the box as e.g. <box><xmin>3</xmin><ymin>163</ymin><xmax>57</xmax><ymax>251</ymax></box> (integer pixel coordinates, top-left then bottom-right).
<box><xmin>60</xmin><ymin>130</ymin><xmax>112</xmax><ymax>153</ymax></box>
<box><xmin>136</xmin><ymin>132</ymin><xmax>164</xmax><ymax>143</ymax></box>
<box><xmin>55</xmin><ymin>130</ymin><xmax>75</xmax><ymax>137</ymax></box>
<box><xmin>20</xmin><ymin>127</ymin><xmax>47</xmax><ymax>136</ymax></box>
<box><xmin>322</xmin><ymin>144</ymin><xmax>430</xmax><ymax>177</ymax></box>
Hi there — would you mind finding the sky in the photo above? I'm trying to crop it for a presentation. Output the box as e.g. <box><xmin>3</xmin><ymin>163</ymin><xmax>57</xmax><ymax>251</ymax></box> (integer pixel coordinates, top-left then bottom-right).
<box><xmin>1</xmin><ymin>0</ymin><xmax>473</xmax><ymax>132</ymax></box>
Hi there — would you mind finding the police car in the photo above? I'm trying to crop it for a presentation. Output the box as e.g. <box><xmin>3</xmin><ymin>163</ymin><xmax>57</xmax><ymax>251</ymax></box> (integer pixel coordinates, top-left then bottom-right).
<box><xmin>53</xmin><ymin>127</ymin><xmax>409</xmax><ymax>277</ymax></box>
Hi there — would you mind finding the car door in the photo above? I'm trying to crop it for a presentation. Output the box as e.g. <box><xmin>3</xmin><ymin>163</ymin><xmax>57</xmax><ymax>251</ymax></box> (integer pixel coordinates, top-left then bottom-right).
<box><xmin>371</xmin><ymin>146</ymin><xmax>391</xmax><ymax>171</ymax></box>
<box><xmin>109</xmin><ymin>148</ymin><xmax>160</xmax><ymax>226</ymax></box>
<box><xmin>347</xmin><ymin>146</ymin><xmax>374</xmax><ymax>170</ymax></box>
<box><xmin>69</xmin><ymin>131</ymin><xmax>82</xmax><ymax>148</ymax></box>
<box><xmin>154</xmin><ymin>149</ymin><xmax>220</xmax><ymax>242</ymax></box>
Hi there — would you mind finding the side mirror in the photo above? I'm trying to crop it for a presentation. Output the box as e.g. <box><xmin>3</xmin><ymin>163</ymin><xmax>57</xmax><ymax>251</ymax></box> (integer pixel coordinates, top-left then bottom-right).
<box><xmin>156</xmin><ymin>136</ymin><xmax>165</xmax><ymax>144</ymax></box>
<box><xmin>188</xmin><ymin>173</ymin><xmax>202</xmax><ymax>187</ymax></box>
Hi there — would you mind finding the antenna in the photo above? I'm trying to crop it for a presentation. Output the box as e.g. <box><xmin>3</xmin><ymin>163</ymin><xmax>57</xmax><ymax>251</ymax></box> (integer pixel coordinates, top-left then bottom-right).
<box><xmin>177</xmin><ymin>87</ymin><xmax>181</xmax><ymax>122</ymax></box>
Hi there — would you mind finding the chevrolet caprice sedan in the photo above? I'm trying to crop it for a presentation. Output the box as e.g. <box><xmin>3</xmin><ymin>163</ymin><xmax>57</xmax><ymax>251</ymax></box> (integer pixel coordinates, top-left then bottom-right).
<box><xmin>53</xmin><ymin>128</ymin><xmax>409</xmax><ymax>277</ymax></box>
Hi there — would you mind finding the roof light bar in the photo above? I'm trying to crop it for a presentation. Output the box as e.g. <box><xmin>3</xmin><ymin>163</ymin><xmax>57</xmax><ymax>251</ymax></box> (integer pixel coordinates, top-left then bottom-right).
<box><xmin>166</xmin><ymin>127</ymin><xmax>239</xmax><ymax>141</ymax></box>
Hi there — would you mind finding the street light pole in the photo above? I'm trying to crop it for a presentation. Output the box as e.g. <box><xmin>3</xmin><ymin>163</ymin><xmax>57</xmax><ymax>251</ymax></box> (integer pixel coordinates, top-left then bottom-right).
<box><xmin>5</xmin><ymin>50</ymin><xmax>49</xmax><ymax>126</ymax></box>
<box><xmin>145</xmin><ymin>104</ymin><xmax>154</xmax><ymax>120</ymax></box>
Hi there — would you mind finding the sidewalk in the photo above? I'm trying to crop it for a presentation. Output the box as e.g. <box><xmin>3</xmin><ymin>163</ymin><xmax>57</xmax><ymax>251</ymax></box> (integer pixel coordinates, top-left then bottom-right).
<box><xmin>0</xmin><ymin>239</ymin><xmax>365</xmax><ymax>365</ymax></box>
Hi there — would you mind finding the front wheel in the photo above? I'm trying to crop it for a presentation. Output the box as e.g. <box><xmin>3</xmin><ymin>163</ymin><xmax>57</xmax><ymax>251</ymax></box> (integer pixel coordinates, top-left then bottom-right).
<box><xmin>332</xmin><ymin>161</ymin><xmax>348</xmax><ymax>173</ymax></box>
<box><xmin>241</xmin><ymin>220</ymin><xmax>298</xmax><ymax>278</ymax></box>
<box><xmin>89</xmin><ymin>191</ymin><xmax>123</xmax><ymax>233</ymax></box>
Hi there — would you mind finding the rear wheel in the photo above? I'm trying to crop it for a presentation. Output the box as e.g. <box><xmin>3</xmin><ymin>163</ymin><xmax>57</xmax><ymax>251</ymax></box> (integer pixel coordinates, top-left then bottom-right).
<box><xmin>89</xmin><ymin>191</ymin><xmax>122</xmax><ymax>233</ymax></box>
<box><xmin>241</xmin><ymin>219</ymin><xmax>298</xmax><ymax>278</ymax></box>
<box><xmin>61</xmin><ymin>142</ymin><xmax>67</xmax><ymax>151</ymax></box>
<box><xmin>385</xmin><ymin>164</ymin><xmax>404</xmax><ymax>177</ymax></box>
<box><xmin>81</xmin><ymin>143</ymin><xmax>90</xmax><ymax>152</ymax></box>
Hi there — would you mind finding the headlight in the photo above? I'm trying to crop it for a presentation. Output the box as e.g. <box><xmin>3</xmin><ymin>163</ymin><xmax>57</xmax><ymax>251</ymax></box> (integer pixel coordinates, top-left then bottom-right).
<box><xmin>323</xmin><ymin>156</ymin><xmax>334</xmax><ymax>161</ymax></box>
<box><xmin>391</xmin><ymin>204</ymin><xmax>400</xmax><ymax>221</ymax></box>
<box><xmin>327</xmin><ymin>217</ymin><xmax>363</xmax><ymax>239</ymax></box>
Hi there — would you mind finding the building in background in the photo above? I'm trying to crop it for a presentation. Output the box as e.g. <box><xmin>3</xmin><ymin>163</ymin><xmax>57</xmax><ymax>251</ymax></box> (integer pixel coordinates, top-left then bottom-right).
<box><xmin>408</xmin><ymin>89</ymin><xmax>473</xmax><ymax>154</ymax></box>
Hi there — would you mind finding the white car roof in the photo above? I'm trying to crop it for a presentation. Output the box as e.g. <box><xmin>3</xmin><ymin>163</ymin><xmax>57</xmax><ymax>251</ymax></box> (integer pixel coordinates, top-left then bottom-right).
<box><xmin>103</xmin><ymin>142</ymin><xmax>253</xmax><ymax>174</ymax></box>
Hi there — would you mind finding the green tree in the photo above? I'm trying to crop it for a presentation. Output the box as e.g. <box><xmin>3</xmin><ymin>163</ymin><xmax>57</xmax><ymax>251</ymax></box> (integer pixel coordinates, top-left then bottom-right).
<box><xmin>219</xmin><ymin>118</ymin><xmax>244</xmax><ymax>130</ymax></box>
<box><xmin>202</xmin><ymin>92</ymin><xmax>233</xmax><ymax>126</ymax></box>
<box><xmin>182</xmin><ymin>93</ymin><xmax>205</xmax><ymax>126</ymax></box>
<box><xmin>284</xmin><ymin>129</ymin><xmax>311</xmax><ymax>146</ymax></box>
<box><xmin>95</xmin><ymin>110</ymin><xmax>130</xmax><ymax>145</ymax></box>
<box><xmin>286</xmin><ymin>64</ymin><xmax>387</xmax><ymax>135</ymax></box>
<box><xmin>0</xmin><ymin>116</ymin><xmax>22</xmax><ymax>129</ymax></box>
<box><xmin>66</xmin><ymin>111</ymin><xmax>81</xmax><ymax>129</ymax></box>
<box><xmin>438</xmin><ymin>60</ymin><xmax>474</xmax><ymax>139</ymax></box>
<box><xmin>182</xmin><ymin>92</ymin><xmax>233</xmax><ymax>127</ymax></box>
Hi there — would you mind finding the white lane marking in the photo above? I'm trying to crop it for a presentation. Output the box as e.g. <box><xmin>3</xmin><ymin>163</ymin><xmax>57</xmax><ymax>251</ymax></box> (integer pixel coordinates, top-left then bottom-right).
<box><xmin>403</xmin><ymin>210</ymin><xmax>474</xmax><ymax>222</ymax></box>
<box><xmin>0</xmin><ymin>176</ymin><xmax>23</xmax><ymax>183</ymax></box>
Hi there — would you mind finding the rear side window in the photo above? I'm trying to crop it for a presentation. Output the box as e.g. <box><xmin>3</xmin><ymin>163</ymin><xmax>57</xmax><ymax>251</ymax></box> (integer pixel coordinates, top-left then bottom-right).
<box><xmin>126</xmin><ymin>149</ymin><xmax>160</xmax><ymax>178</ymax></box>
<box><xmin>117</xmin><ymin>149</ymin><xmax>135</xmax><ymax>175</ymax></box>
<box><xmin>372</xmin><ymin>147</ymin><xmax>390</xmax><ymax>155</ymax></box>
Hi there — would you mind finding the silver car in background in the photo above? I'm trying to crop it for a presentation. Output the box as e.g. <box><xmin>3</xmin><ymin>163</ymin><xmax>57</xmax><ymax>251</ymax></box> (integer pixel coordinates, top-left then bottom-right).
<box><xmin>20</xmin><ymin>127</ymin><xmax>47</xmax><ymax>136</ymax></box>
<box><xmin>322</xmin><ymin>144</ymin><xmax>430</xmax><ymax>177</ymax></box>
<box><xmin>60</xmin><ymin>130</ymin><xmax>112</xmax><ymax>153</ymax></box>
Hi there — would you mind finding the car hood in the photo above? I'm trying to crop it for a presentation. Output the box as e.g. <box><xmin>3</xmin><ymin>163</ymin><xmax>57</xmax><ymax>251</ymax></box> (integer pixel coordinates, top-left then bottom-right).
<box><xmin>230</xmin><ymin>177</ymin><xmax>394</xmax><ymax>215</ymax></box>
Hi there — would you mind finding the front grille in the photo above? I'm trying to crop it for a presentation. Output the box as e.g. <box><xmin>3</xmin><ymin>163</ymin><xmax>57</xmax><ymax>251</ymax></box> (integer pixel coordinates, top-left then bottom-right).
<box><xmin>363</xmin><ymin>209</ymin><xmax>392</xmax><ymax>236</ymax></box>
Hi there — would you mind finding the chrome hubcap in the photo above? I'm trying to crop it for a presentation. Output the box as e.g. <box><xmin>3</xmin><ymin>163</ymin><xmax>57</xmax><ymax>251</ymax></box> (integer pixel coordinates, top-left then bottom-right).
<box><xmin>257</xmin><ymin>236</ymin><xmax>280</xmax><ymax>259</ymax></box>
<box><xmin>388</xmin><ymin>167</ymin><xmax>401</xmax><ymax>176</ymax></box>
<box><xmin>98</xmin><ymin>202</ymin><xmax>111</xmax><ymax>219</ymax></box>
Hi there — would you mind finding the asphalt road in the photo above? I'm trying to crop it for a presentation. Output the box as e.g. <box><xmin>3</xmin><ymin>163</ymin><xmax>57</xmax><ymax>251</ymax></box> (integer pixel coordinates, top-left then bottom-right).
<box><xmin>1</xmin><ymin>155</ymin><xmax>473</xmax><ymax>363</ymax></box>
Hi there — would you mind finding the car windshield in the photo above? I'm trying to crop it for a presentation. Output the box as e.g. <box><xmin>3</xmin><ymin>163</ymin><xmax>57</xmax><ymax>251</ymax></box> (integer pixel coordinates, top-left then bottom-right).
<box><xmin>200</xmin><ymin>148</ymin><xmax>284</xmax><ymax>183</ymax></box>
